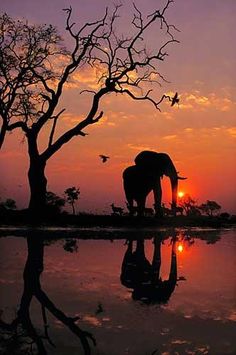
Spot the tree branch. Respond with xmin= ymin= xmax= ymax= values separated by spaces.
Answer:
xmin=114 ymin=88 xmax=172 ymax=111
xmin=7 ymin=121 xmax=29 ymax=132
xmin=1 ymin=1 xmax=179 ymax=158
xmin=41 ymin=87 xmax=108 ymax=160
xmin=48 ymin=108 xmax=65 ymax=148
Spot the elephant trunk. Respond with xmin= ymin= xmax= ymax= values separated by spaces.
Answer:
xmin=170 ymin=175 xmax=178 ymax=210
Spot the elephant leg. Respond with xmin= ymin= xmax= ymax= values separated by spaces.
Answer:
xmin=126 ymin=197 xmax=135 ymax=216
xmin=136 ymin=197 xmax=146 ymax=217
xmin=151 ymin=237 xmax=162 ymax=283
xmin=153 ymin=180 xmax=163 ymax=217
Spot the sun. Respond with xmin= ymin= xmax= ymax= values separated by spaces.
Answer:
xmin=178 ymin=191 xmax=185 ymax=198
xmin=177 ymin=244 xmax=184 ymax=252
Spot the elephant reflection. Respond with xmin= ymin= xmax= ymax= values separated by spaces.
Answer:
xmin=123 ymin=150 xmax=186 ymax=216
xmin=120 ymin=236 xmax=181 ymax=304
xmin=0 ymin=236 xmax=95 ymax=355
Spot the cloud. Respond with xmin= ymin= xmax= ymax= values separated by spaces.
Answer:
xmin=162 ymin=135 xmax=177 ymax=140
xmin=64 ymin=65 xmax=105 ymax=90
xmin=127 ymin=143 xmax=153 ymax=151
xmin=226 ymin=127 xmax=236 ymax=138
xmin=62 ymin=112 xmax=84 ymax=124
xmin=61 ymin=112 xmax=114 ymax=128
xmin=186 ymin=93 xmax=210 ymax=106
xmin=161 ymin=112 xmax=174 ymax=120
xmin=0 ymin=151 xmax=24 ymax=159
xmin=204 ymin=126 xmax=236 ymax=139
xmin=177 ymin=91 xmax=235 ymax=112
xmin=180 ymin=126 xmax=236 ymax=141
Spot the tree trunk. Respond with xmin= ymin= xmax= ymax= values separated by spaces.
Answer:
xmin=72 ymin=202 xmax=75 ymax=215
xmin=0 ymin=120 xmax=7 ymax=149
xmin=28 ymin=157 xmax=47 ymax=216
xmin=170 ymin=176 xmax=178 ymax=216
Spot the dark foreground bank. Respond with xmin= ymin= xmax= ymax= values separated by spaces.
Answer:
xmin=1 ymin=209 xmax=236 ymax=229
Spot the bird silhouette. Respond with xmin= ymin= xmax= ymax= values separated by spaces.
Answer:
xmin=99 ymin=154 xmax=110 ymax=163
xmin=95 ymin=303 xmax=104 ymax=315
xmin=171 ymin=92 xmax=180 ymax=106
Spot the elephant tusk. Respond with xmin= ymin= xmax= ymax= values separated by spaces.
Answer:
xmin=177 ymin=176 xmax=187 ymax=180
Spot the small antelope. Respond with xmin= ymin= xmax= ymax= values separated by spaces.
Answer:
xmin=173 ymin=206 xmax=184 ymax=216
xmin=161 ymin=203 xmax=173 ymax=217
xmin=126 ymin=202 xmax=138 ymax=215
xmin=126 ymin=202 xmax=154 ymax=216
xmin=144 ymin=207 xmax=154 ymax=216
xmin=111 ymin=203 xmax=124 ymax=216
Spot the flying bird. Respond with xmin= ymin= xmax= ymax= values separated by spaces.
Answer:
xmin=99 ymin=154 xmax=110 ymax=163
xmin=95 ymin=302 xmax=104 ymax=315
xmin=171 ymin=92 xmax=180 ymax=106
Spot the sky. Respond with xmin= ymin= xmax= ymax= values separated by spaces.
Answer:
xmin=0 ymin=0 xmax=236 ymax=214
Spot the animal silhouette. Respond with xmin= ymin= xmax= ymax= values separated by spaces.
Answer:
xmin=126 ymin=202 xmax=154 ymax=216
xmin=161 ymin=203 xmax=183 ymax=216
xmin=120 ymin=236 xmax=180 ymax=304
xmin=120 ymin=239 xmax=152 ymax=289
xmin=99 ymin=154 xmax=110 ymax=163
xmin=123 ymin=151 xmax=186 ymax=217
xmin=111 ymin=203 xmax=124 ymax=215
xmin=173 ymin=205 xmax=184 ymax=215
xmin=171 ymin=92 xmax=180 ymax=106
xmin=161 ymin=203 xmax=173 ymax=217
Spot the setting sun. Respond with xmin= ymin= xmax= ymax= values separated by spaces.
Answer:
xmin=177 ymin=244 xmax=184 ymax=253
xmin=178 ymin=191 xmax=185 ymax=198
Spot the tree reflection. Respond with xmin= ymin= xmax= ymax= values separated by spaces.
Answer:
xmin=120 ymin=234 xmax=187 ymax=304
xmin=0 ymin=235 xmax=95 ymax=355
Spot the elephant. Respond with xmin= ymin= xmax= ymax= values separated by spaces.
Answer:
xmin=120 ymin=236 xmax=179 ymax=304
xmin=123 ymin=150 xmax=186 ymax=216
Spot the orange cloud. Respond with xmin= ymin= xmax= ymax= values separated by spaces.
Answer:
xmin=64 ymin=64 xmax=106 ymax=90
xmin=226 ymin=127 xmax=236 ymax=138
xmin=127 ymin=143 xmax=153 ymax=151
xmin=177 ymin=91 xmax=235 ymax=112
xmin=162 ymin=134 xmax=178 ymax=140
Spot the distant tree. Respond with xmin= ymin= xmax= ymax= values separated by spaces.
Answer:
xmin=63 ymin=238 xmax=78 ymax=253
xmin=64 ymin=187 xmax=80 ymax=215
xmin=0 ymin=2 xmax=179 ymax=216
xmin=229 ymin=215 xmax=236 ymax=223
xmin=178 ymin=194 xmax=199 ymax=216
xmin=45 ymin=191 xmax=65 ymax=214
xmin=219 ymin=212 xmax=230 ymax=220
xmin=0 ymin=198 xmax=17 ymax=210
xmin=199 ymin=200 xmax=221 ymax=217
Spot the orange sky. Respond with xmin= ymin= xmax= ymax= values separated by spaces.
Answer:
xmin=0 ymin=0 xmax=236 ymax=214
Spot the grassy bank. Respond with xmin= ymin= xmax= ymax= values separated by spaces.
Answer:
xmin=1 ymin=209 xmax=236 ymax=229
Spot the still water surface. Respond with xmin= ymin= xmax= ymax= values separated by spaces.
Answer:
xmin=0 ymin=228 xmax=236 ymax=354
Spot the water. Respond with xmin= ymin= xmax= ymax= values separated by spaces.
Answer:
xmin=0 ymin=228 xmax=236 ymax=355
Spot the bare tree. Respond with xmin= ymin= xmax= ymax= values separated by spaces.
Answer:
xmin=0 ymin=1 xmax=179 ymax=215
xmin=0 ymin=236 xmax=95 ymax=355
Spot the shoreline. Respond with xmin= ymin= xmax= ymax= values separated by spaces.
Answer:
xmin=0 ymin=213 xmax=235 ymax=240
xmin=1 ymin=211 xmax=236 ymax=228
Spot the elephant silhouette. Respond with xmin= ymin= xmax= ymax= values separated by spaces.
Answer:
xmin=120 ymin=239 xmax=152 ymax=289
xmin=120 ymin=236 xmax=179 ymax=304
xmin=123 ymin=150 xmax=186 ymax=217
